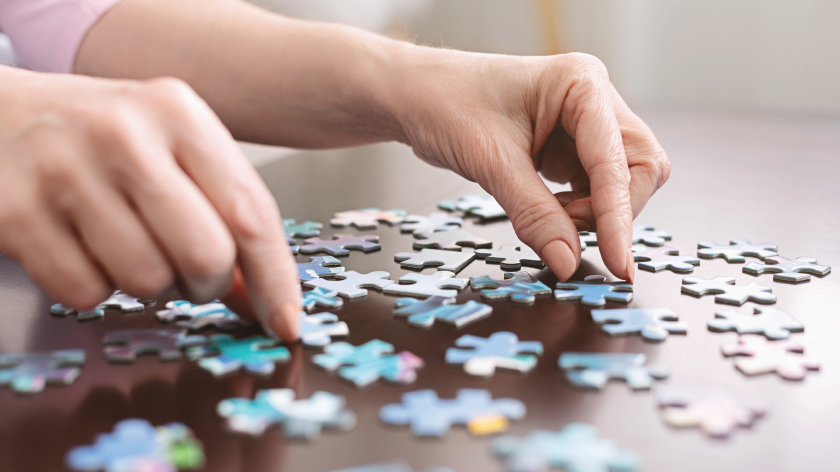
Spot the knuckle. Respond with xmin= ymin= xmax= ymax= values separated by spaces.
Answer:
xmin=566 ymin=53 xmax=609 ymax=80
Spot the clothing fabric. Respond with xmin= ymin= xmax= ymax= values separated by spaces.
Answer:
xmin=0 ymin=0 xmax=125 ymax=73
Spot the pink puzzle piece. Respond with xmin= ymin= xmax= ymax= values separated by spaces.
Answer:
xmin=657 ymin=388 xmax=766 ymax=438
xmin=720 ymin=335 xmax=820 ymax=380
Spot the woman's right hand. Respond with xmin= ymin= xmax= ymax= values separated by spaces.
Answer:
xmin=0 ymin=67 xmax=301 ymax=339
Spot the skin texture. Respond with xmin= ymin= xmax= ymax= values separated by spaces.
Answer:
xmin=0 ymin=0 xmax=669 ymax=340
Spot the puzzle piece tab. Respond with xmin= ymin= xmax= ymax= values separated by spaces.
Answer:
xmin=103 ymin=329 xmax=207 ymax=363
xmin=493 ymin=423 xmax=640 ymax=472
xmin=51 ymin=290 xmax=151 ymax=321
xmin=632 ymin=224 xmax=671 ymax=247
xmin=475 ymin=245 xmax=544 ymax=271
xmin=439 ymin=194 xmax=506 ymax=219
xmin=708 ymin=306 xmax=803 ymax=339
xmin=394 ymin=297 xmax=493 ymax=328
xmin=66 ymin=419 xmax=205 ymax=472
xmin=400 ymin=212 xmax=463 ymax=235
xmin=0 ymin=350 xmax=85 ymax=395
xmin=304 ymin=270 xmax=393 ymax=298
xmin=383 ymin=271 xmax=467 ymax=299
xmin=554 ymin=275 xmax=633 ymax=306
xmin=445 ymin=332 xmax=543 ymax=377
xmin=413 ymin=229 xmax=492 ymax=251
xmin=743 ymin=255 xmax=831 ymax=283
xmin=470 ymin=272 xmax=551 ymax=304
xmin=697 ymin=239 xmax=778 ymax=262
xmin=721 ymin=334 xmax=819 ymax=380
xmin=302 ymin=287 xmax=344 ymax=311
xmin=218 ymin=388 xmax=356 ymax=438
xmin=633 ymin=246 xmax=700 ymax=273
xmin=313 ymin=339 xmax=423 ymax=387
xmin=681 ymin=276 xmax=776 ymax=305
xmin=558 ymin=352 xmax=669 ymax=390
xmin=395 ymin=249 xmax=475 ymax=273
xmin=298 ymin=311 xmax=348 ymax=347
xmin=591 ymin=308 xmax=687 ymax=342
xmin=187 ymin=334 xmax=290 ymax=376
xmin=656 ymin=388 xmax=766 ymax=438
xmin=300 ymin=234 xmax=381 ymax=256
xmin=380 ymin=389 xmax=525 ymax=437
xmin=156 ymin=300 xmax=243 ymax=331
xmin=297 ymin=256 xmax=346 ymax=282
xmin=331 ymin=208 xmax=406 ymax=229
xmin=283 ymin=218 xmax=323 ymax=238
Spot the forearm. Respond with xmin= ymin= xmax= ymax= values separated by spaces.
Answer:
xmin=75 ymin=0 xmax=409 ymax=147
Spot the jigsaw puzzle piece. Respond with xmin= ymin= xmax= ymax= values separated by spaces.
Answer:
xmin=0 ymin=350 xmax=85 ymax=395
xmin=697 ymin=239 xmax=778 ymax=263
xmin=439 ymin=194 xmax=506 ymax=219
xmin=394 ymin=297 xmax=493 ymax=328
xmin=578 ymin=231 xmax=597 ymax=249
xmin=156 ymin=300 xmax=243 ymax=331
xmin=297 ymin=256 xmax=346 ymax=282
xmin=708 ymin=306 xmax=803 ymax=340
xmin=743 ymin=255 xmax=831 ymax=283
xmin=470 ymin=272 xmax=551 ymax=304
xmin=400 ymin=212 xmax=463 ymax=235
xmin=302 ymin=287 xmax=344 ymax=311
xmin=656 ymin=388 xmax=767 ymax=438
xmin=300 ymin=234 xmax=381 ymax=256
xmin=51 ymin=290 xmax=151 ymax=321
xmin=103 ymin=329 xmax=207 ymax=363
xmin=413 ymin=229 xmax=492 ymax=251
xmin=298 ymin=311 xmax=348 ymax=347
xmin=633 ymin=246 xmax=700 ymax=273
xmin=474 ymin=245 xmax=544 ymax=271
xmin=313 ymin=340 xmax=422 ymax=387
xmin=380 ymin=389 xmax=525 ymax=437
xmin=187 ymin=334 xmax=290 ymax=376
xmin=493 ymin=422 xmax=640 ymax=472
xmin=445 ymin=332 xmax=543 ymax=377
xmin=304 ymin=270 xmax=393 ymax=298
xmin=721 ymin=334 xmax=819 ymax=380
xmin=558 ymin=353 xmax=668 ymax=390
xmin=66 ymin=419 xmax=205 ymax=472
xmin=283 ymin=218 xmax=323 ymax=238
xmin=554 ymin=275 xmax=633 ymax=306
xmin=591 ymin=308 xmax=687 ymax=342
xmin=395 ymin=249 xmax=475 ymax=273
xmin=331 ymin=208 xmax=406 ymax=229
xmin=681 ymin=276 xmax=776 ymax=305
xmin=632 ymin=224 xmax=671 ymax=247
xmin=383 ymin=272 xmax=467 ymax=299
xmin=327 ymin=462 xmax=456 ymax=472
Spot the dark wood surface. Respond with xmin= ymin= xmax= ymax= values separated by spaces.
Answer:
xmin=1 ymin=109 xmax=838 ymax=472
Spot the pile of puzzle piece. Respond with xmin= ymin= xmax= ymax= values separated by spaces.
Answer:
xmin=2 ymin=192 xmax=831 ymax=472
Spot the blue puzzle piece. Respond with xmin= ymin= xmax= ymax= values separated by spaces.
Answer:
xmin=558 ymin=353 xmax=669 ymax=390
xmin=445 ymin=332 xmax=543 ymax=377
xmin=380 ymin=389 xmax=525 ymax=437
xmin=493 ymin=423 xmax=640 ymax=472
xmin=591 ymin=308 xmax=687 ymax=342
xmin=470 ymin=272 xmax=551 ymax=304
xmin=156 ymin=300 xmax=243 ymax=331
xmin=298 ymin=311 xmax=348 ymax=347
xmin=328 ymin=462 xmax=456 ymax=472
xmin=187 ymin=334 xmax=290 ymax=376
xmin=302 ymin=287 xmax=344 ymax=312
xmin=0 ymin=350 xmax=85 ymax=395
xmin=393 ymin=297 xmax=493 ymax=328
xmin=217 ymin=388 xmax=356 ymax=438
xmin=554 ymin=275 xmax=633 ymax=306
xmin=313 ymin=340 xmax=423 ymax=387
xmin=283 ymin=218 xmax=323 ymax=238
xmin=297 ymin=256 xmax=345 ymax=282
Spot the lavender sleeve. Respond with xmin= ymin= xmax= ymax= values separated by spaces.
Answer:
xmin=0 ymin=0 xmax=125 ymax=73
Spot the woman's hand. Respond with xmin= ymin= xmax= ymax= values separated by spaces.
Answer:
xmin=388 ymin=49 xmax=671 ymax=282
xmin=0 ymin=67 xmax=301 ymax=339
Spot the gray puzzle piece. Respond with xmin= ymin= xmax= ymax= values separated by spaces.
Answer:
xmin=300 ymin=234 xmax=381 ymax=256
xmin=383 ymin=272 xmax=468 ymax=298
xmin=0 ymin=350 xmax=85 ymax=395
xmin=743 ymin=255 xmax=831 ymax=283
xmin=708 ymin=306 xmax=803 ymax=340
xmin=474 ymin=245 xmax=544 ymax=271
xmin=304 ymin=271 xmax=392 ymax=298
xmin=697 ymin=239 xmax=778 ymax=263
xmin=330 ymin=208 xmax=406 ymax=229
xmin=400 ymin=212 xmax=463 ymax=235
xmin=102 ymin=329 xmax=207 ymax=363
xmin=554 ymin=275 xmax=633 ymax=306
xmin=394 ymin=249 xmax=475 ymax=273
xmin=591 ymin=308 xmax=687 ymax=342
xmin=632 ymin=224 xmax=671 ymax=247
xmin=681 ymin=276 xmax=776 ymax=305
xmin=51 ymin=291 xmax=150 ymax=321
xmin=297 ymin=256 xmax=346 ymax=282
xmin=633 ymin=246 xmax=700 ymax=273
xmin=413 ymin=229 xmax=492 ymax=251
xmin=470 ymin=272 xmax=551 ymax=304
xmin=379 ymin=389 xmax=525 ymax=437
xmin=394 ymin=297 xmax=493 ymax=328
xmin=558 ymin=352 xmax=669 ymax=390
xmin=438 ymin=194 xmax=507 ymax=219
xmin=445 ymin=332 xmax=543 ymax=377
xmin=298 ymin=311 xmax=348 ymax=347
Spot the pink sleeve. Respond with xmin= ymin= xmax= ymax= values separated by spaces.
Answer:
xmin=0 ymin=0 xmax=125 ymax=73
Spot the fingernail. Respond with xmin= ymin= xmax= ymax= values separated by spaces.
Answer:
xmin=570 ymin=218 xmax=590 ymax=232
xmin=625 ymin=248 xmax=636 ymax=284
xmin=543 ymin=240 xmax=577 ymax=281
